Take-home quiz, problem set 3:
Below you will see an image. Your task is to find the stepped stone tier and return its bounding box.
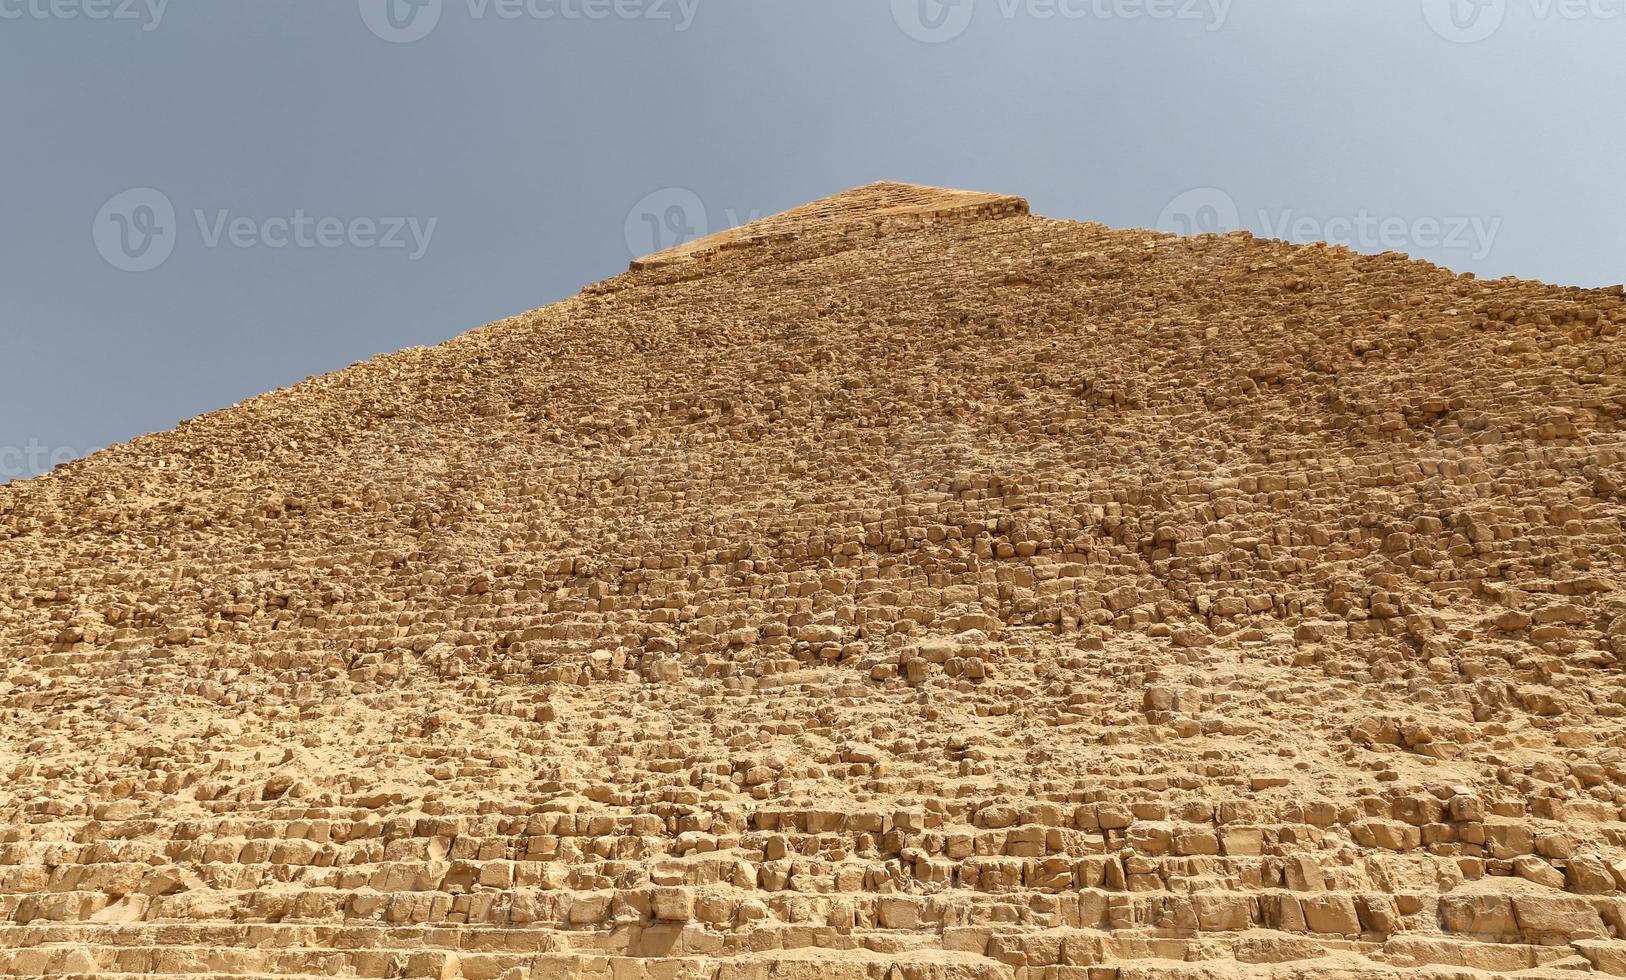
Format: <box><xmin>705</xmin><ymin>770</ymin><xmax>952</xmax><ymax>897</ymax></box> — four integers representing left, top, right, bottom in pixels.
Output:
<box><xmin>4</xmin><ymin>181</ymin><xmax>1626</xmax><ymax>979</ymax></box>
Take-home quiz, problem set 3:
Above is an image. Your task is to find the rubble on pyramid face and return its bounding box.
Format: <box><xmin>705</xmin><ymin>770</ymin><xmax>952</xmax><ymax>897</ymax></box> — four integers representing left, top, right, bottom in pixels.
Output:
<box><xmin>2</xmin><ymin>184</ymin><xmax>1626</xmax><ymax>977</ymax></box>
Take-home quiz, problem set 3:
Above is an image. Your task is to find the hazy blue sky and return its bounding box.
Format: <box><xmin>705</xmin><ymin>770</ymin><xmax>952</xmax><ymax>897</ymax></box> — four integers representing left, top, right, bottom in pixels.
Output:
<box><xmin>3</xmin><ymin>1</ymin><xmax>1623</xmax><ymax>481</ymax></box>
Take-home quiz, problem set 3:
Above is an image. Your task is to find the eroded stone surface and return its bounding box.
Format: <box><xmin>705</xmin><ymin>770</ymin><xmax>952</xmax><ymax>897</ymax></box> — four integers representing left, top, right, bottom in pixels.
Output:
<box><xmin>2</xmin><ymin>183</ymin><xmax>1626</xmax><ymax>978</ymax></box>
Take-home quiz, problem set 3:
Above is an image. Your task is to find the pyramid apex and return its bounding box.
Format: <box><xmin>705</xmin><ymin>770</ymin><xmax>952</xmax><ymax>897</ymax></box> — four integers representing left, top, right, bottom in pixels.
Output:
<box><xmin>631</xmin><ymin>181</ymin><xmax>1028</xmax><ymax>269</ymax></box>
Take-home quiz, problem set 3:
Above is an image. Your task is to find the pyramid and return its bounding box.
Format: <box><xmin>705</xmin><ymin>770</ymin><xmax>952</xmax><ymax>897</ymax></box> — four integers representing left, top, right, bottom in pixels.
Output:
<box><xmin>3</xmin><ymin>182</ymin><xmax>1626</xmax><ymax>978</ymax></box>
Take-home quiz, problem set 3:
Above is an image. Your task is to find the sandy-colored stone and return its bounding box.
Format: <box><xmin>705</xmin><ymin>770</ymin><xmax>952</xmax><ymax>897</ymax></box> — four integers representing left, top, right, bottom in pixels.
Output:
<box><xmin>2</xmin><ymin>181</ymin><xmax>1626</xmax><ymax>977</ymax></box>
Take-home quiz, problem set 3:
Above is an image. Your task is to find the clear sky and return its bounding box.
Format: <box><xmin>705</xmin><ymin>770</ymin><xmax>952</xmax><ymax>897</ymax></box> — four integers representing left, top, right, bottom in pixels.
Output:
<box><xmin>2</xmin><ymin>0</ymin><xmax>1623</xmax><ymax>481</ymax></box>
